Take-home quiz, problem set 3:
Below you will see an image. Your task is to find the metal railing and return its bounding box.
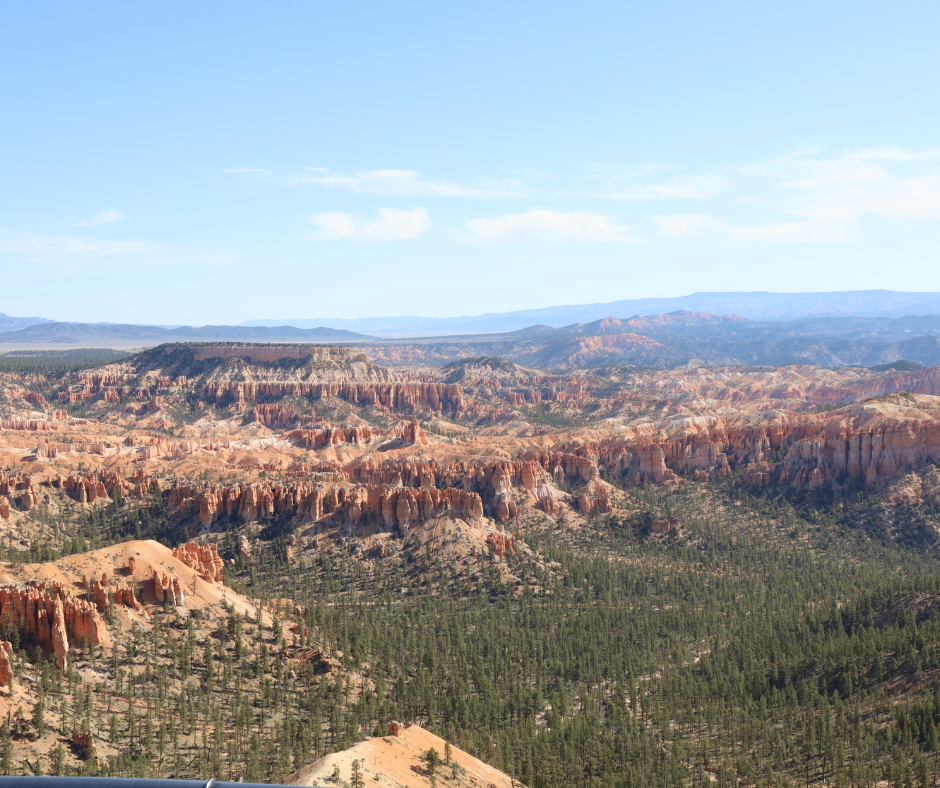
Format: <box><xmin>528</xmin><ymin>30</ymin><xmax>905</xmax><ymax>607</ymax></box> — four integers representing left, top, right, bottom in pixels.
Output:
<box><xmin>0</xmin><ymin>780</ymin><xmax>309</xmax><ymax>787</ymax></box>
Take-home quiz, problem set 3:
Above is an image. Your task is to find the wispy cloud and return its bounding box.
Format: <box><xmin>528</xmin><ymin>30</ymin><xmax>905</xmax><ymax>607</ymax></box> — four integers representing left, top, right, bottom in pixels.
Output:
<box><xmin>847</xmin><ymin>146</ymin><xmax>940</xmax><ymax>162</ymax></box>
<box><xmin>605</xmin><ymin>174</ymin><xmax>726</xmax><ymax>201</ymax></box>
<box><xmin>222</xmin><ymin>167</ymin><xmax>276</xmax><ymax>183</ymax></box>
<box><xmin>309</xmin><ymin>207</ymin><xmax>431</xmax><ymax>242</ymax></box>
<box><xmin>173</xmin><ymin>252</ymin><xmax>240</xmax><ymax>266</ymax></box>
<box><xmin>226</xmin><ymin>148</ymin><xmax>940</xmax><ymax>246</ymax></box>
<box><xmin>466</xmin><ymin>210</ymin><xmax>633</xmax><ymax>243</ymax></box>
<box><xmin>0</xmin><ymin>233</ymin><xmax>159</xmax><ymax>259</ymax></box>
<box><xmin>657</xmin><ymin>146</ymin><xmax>940</xmax><ymax>242</ymax></box>
<box><xmin>0</xmin><ymin>232</ymin><xmax>236</xmax><ymax>267</ymax></box>
<box><xmin>654</xmin><ymin>213</ymin><xmax>846</xmax><ymax>243</ymax></box>
<box><xmin>74</xmin><ymin>208</ymin><xmax>123</xmax><ymax>227</ymax></box>
<box><xmin>291</xmin><ymin>168</ymin><xmax>522</xmax><ymax>199</ymax></box>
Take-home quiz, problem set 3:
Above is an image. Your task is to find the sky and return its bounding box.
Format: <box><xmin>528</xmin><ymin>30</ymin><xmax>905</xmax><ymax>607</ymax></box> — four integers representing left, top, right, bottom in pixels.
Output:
<box><xmin>1</xmin><ymin>1</ymin><xmax>940</xmax><ymax>325</ymax></box>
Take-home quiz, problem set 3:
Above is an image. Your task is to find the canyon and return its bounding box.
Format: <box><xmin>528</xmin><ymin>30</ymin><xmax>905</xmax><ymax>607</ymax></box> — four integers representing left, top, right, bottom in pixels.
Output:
<box><xmin>1</xmin><ymin>338</ymin><xmax>940</xmax><ymax>783</ymax></box>
<box><xmin>2</xmin><ymin>344</ymin><xmax>940</xmax><ymax>539</ymax></box>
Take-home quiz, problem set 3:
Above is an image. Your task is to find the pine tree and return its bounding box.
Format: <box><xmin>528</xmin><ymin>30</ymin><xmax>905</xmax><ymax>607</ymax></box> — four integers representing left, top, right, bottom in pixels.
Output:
<box><xmin>350</xmin><ymin>758</ymin><xmax>364</xmax><ymax>788</ymax></box>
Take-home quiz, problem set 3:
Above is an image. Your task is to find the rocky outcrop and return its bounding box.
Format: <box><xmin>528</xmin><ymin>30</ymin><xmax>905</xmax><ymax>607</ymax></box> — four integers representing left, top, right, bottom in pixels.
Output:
<box><xmin>0</xmin><ymin>474</ymin><xmax>40</xmax><ymax>512</ymax></box>
<box><xmin>345</xmin><ymin>485</ymin><xmax>484</xmax><ymax>531</ymax></box>
<box><xmin>172</xmin><ymin>543</ymin><xmax>224</xmax><ymax>581</ymax></box>
<box><xmin>62</xmin><ymin>473</ymin><xmax>110</xmax><ymax>503</ymax></box>
<box><xmin>1</xmin><ymin>386</ymin><xmax>48</xmax><ymax>408</ymax></box>
<box><xmin>292</xmin><ymin>646</ymin><xmax>335</xmax><ymax>674</ymax></box>
<box><xmin>199</xmin><ymin>381</ymin><xmax>464</xmax><ymax>416</ymax></box>
<box><xmin>0</xmin><ymin>583</ymin><xmax>111</xmax><ymax>668</ymax></box>
<box><xmin>58</xmin><ymin>368</ymin><xmax>137</xmax><ymax>403</ymax></box>
<box><xmin>287</xmin><ymin>425</ymin><xmax>379</xmax><ymax>449</ymax></box>
<box><xmin>253</xmin><ymin>404</ymin><xmax>304</xmax><ymax>428</ymax></box>
<box><xmin>388</xmin><ymin>418</ymin><xmax>428</xmax><ymax>446</ymax></box>
<box><xmin>649</xmin><ymin>516</ymin><xmax>680</xmax><ymax>534</ymax></box>
<box><xmin>71</xmin><ymin>730</ymin><xmax>99</xmax><ymax>765</ymax></box>
<box><xmin>44</xmin><ymin>469</ymin><xmax>158</xmax><ymax>505</ymax></box>
<box><xmin>90</xmin><ymin>577</ymin><xmax>138</xmax><ymax>612</ymax></box>
<box><xmin>0</xmin><ymin>641</ymin><xmax>12</xmax><ymax>689</ymax></box>
<box><xmin>0</xmin><ymin>496</ymin><xmax>9</xmax><ymax>520</ymax></box>
<box><xmin>0</xmin><ymin>416</ymin><xmax>57</xmax><ymax>432</ymax></box>
<box><xmin>153</xmin><ymin>569</ymin><xmax>186</xmax><ymax>606</ymax></box>
<box><xmin>491</xmin><ymin>464</ymin><xmax>519</xmax><ymax>523</ymax></box>
<box><xmin>577</xmin><ymin>479</ymin><xmax>613</xmax><ymax>515</ymax></box>
<box><xmin>286</xmin><ymin>417</ymin><xmax>424</xmax><ymax>450</ymax></box>
<box><xmin>596</xmin><ymin>410</ymin><xmax>940</xmax><ymax>490</ymax></box>
<box><xmin>486</xmin><ymin>531</ymin><xmax>516</xmax><ymax>557</ymax></box>
<box><xmin>349</xmin><ymin>452</ymin><xmax>610</xmax><ymax>521</ymax></box>
<box><xmin>851</xmin><ymin>367</ymin><xmax>940</xmax><ymax>399</ymax></box>
<box><xmin>168</xmin><ymin>478</ymin><xmax>484</xmax><ymax>530</ymax></box>
<box><xmin>52</xmin><ymin>597</ymin><xmax>69</xmax><ymax>669</ymax></box>
<box><xmin>535</xmin><ymin>482</ymin><xmax>564</xmax><ymax>516</ymax></box>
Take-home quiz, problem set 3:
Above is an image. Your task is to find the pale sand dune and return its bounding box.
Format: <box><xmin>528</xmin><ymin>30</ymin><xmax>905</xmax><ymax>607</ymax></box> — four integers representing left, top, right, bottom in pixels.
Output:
<box><xmin>291</xmin><ymin>723</ymin><xmax>519</xmax><ymax>788</ymax></box>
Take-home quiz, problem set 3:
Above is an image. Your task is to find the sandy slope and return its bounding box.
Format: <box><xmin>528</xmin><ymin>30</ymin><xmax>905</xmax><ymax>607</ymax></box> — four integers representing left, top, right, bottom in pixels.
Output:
<box><xmin>0</xmin><ymin>538</ymin><xmax>266</xmax><ymax>628</ymax></box>
<box><xmin>290</xmin><ymin>723</ymin><xmax>518</xmax><ymax>788</ymax></box>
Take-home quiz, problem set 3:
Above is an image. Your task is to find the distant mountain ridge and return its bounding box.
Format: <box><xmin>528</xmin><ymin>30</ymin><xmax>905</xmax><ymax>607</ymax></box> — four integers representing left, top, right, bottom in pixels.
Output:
<box><xmin>356</xmin><ymin>311</ymin><xmax>940</xmax><ymax>369</ymax></box>
<box><xmin>5</xmin><ymin>309</ymin><xmax>940</xmax><ymax>368</ymax></box>
<box><xmin>241</xmin><ymin>290</ymin><xmax>940</xmax><ymax>335</ymax></box>
<box><xmin>7</xmin><ymin>291</ymin><xmax>940</xmax><ymax>341</ymax></box>
<box><xmin>0</xmin><ymin>312</ymin><xmax>54</xmax><ymax>332</ymax></box>
<box><xmin>0</xmin><ymin>322</ymin><xmax>369</xmax><ymax>345</ymax></box>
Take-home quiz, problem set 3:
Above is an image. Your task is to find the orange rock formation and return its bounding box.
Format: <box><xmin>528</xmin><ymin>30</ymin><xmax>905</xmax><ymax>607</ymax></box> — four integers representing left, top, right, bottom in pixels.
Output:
<box><xmin>0</xmin><ymin>584</ymin><xmax>110</xmax><ymax>670</ymax></box>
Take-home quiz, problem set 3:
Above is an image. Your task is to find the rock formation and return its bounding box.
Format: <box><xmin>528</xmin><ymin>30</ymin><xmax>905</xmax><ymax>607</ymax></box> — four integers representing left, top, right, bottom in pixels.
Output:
<box><xmin>52</xmin><ymin>597</ymin><xmax>69</xmax><ymax>669</ymax></box>
<box><xmin>0</xmin><ymin>641</ymin><xmax>12</xmax><ymax>690</ymax></box>
<box><xmin>153</xmin><ymin>569</ymin><xmax>186</xmax><ymax>606</ymax></box>
<box><xmin>172</xmin><ymin>543</ymin><xmax>224</xmax><ymax>581</ymax></box>
<box><xmin>292</xmin><ymin>646</ymin><xmax>335</xmax><ymax>674</ymax></box>
<box><xmin>5</xmin><ymin>345</ymin><xmax>940</xmax><ymax>559</ymax></box>
<box><xmin>199</xmin><ymin>381</ymin><xmax>464</xmax><ymax>416</ymax></box>
<box><xmin>288</xmin><ymin>425</ymin><xmax>379</xmax><ymax>449</ymax></box>
<box><xmin>168</xmin><ymin>479</ymin><xmax>484</xmax><ymax>530</ymax></box>
<box><xmin>71</xmin><ymin>730</ymin><xmax>99</xmax><ymax>765</ymax></box>
<box><xmin>486</xmin><ymin>531</ymin><xmax>516</xmax><ymax>557</ymax></box>
<box><xmin>0</xmin><ymin>583</ymin><xmax>111</xmax><ymax>668</ymax></box>
<box><xmin>90</xmin><ymin>576</ymin><xmax>138</xmax><ymax>612</ymax></box>
<box><xmin>649</xmin><ymin>516</ymin><xmax>680</xmax><ymax>534</ymax></box>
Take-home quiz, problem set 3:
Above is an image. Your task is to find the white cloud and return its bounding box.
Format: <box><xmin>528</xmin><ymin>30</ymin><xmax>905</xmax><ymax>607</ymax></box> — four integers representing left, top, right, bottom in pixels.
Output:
<box><xmin>174</xmin><ymin>252</ymin><xmax>239</xmax><ymax>266</ymax></box>
<box><xmin>293</xmin><ymin>169</ymin><xmax>521</xmax><ymax>199</ymax></box>
<box><xmin>234</xmin><ymin>147</ymin><xmax>940</xmax><ymax>246</ymax></box>
<box><xmin>655</xmin><ymin>213</ymin><xmax>722</xmax><ymax>239</ymax></box>
<box><xmin>0</xmin><ymin>233</ymin><xmax>158</xmax><ymax>258</ymax></box>
<box><xmin>465</xmin><ymin>210</ymin><xmax>633</xmax><ymax>243</ymax></box>
<box><xmin>309</xmin><ymin>207</ymin><xmax>431</xmax><ymax>242</ymax></box>
<box><xmin>606</xmin><ymin>174</ymin><xmax>727</xmax><ymax>200</ymax></box>
<box><xmin>311</xmin><ymin>212</ymin><xmax>358</xmax><ymax>239</ymax></box>
<box><xmin>74</xmin><ymin>209</ymin><xmax>123</xmax><ymax>226</ymax></box>
<box><xmin>847</xmin><ymin>146</ymin><xmax>940</xmax><ymax>162</ymax></box>
<box><xmin>0</xmin><ymin>232</ymin><xmax>236</xmax><ymax>267</ymax></box>
<box><xmin>658</xmin><ymin>147</ymin><xmax>940</xmax><ymax>242</ymax></box>
<box><xmin>654</xmin><ymin>213</ymin><xmax>846</xmax><ymax>243</ymax></box>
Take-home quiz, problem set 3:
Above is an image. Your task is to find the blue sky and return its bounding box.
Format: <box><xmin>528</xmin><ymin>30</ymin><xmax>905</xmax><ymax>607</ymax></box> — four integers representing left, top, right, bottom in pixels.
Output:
<box><xmin>2</xmin><ymin>1</ymin><xmax>939</xmax><ymax>325</ymax></box>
